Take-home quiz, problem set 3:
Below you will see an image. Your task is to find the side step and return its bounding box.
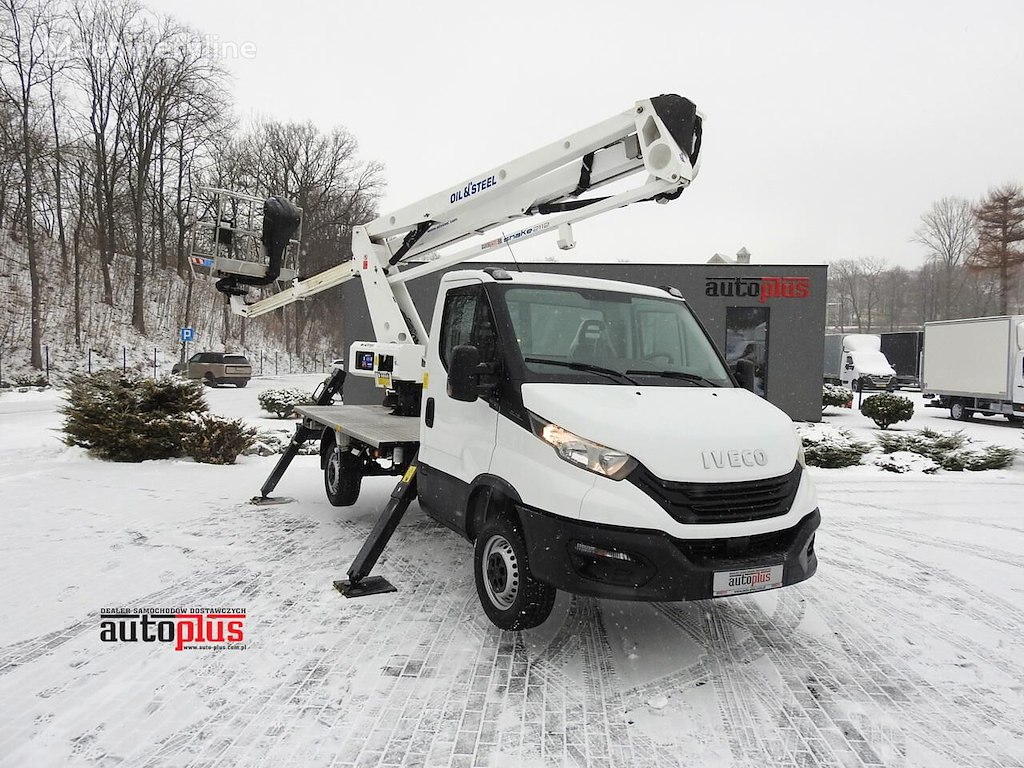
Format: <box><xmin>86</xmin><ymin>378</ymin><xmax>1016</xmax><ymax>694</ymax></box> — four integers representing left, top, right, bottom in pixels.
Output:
<box><xmin>335</xmin><ymin>458</ymin><xmax>418</xmax><ymax>598</ymax></box>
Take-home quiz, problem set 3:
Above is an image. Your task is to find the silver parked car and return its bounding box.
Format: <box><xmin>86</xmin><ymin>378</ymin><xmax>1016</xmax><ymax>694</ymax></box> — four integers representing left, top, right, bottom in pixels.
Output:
<box><xmin>172</xmin><ymin>352</ymin><xmax>252</xmax><ymax>387</ymax></box>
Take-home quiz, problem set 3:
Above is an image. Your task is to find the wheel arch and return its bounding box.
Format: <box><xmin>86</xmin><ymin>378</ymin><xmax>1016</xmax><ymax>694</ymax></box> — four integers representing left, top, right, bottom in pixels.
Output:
<box><xmin>319</xmin><ymin>427</ymin><xmax>336</xmax><ymax>469</ymax></box>
<box><xmin>465</xmin><ymin>475</ymin><xmax>523</xmax><ymax>543</ymax></box>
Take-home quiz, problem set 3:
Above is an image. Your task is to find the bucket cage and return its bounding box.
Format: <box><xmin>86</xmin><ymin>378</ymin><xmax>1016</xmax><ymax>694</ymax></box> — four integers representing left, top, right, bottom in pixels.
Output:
<box><xmin>189</xmin><ymin>186</ymin><xmax>303</xmax><ymax>297</ymax></box>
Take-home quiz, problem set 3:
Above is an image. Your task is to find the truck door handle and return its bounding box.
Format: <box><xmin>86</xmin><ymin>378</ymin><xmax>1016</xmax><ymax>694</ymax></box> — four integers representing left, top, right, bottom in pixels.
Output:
<box><xmin>425</xmin><ymin>397</ymin><xmax>435</xmax><ymax>427</ymax></box>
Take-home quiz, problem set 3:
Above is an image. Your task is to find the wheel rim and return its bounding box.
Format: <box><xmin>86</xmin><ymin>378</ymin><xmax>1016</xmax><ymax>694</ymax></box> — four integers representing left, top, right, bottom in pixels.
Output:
<box><xmin>326</xmin><ymin>451</ymin><xmax>340</xmax><ymax>492</ymax></box>
<box><xmin>952</xmin><ymin>403</ymin><xmax>963</xmax><ymax>419</ymax></box>
<box><xmin>482</xmin><ymin>534</ymin><xmax>519</xmax><ymax>610</ymax></box>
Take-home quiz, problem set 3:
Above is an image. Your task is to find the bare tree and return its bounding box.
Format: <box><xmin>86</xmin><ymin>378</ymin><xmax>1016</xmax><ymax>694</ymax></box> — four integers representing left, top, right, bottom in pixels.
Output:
<box><xmin>221</xmin><ymin>119</ymin><xmax>384</xmax><ymax>354</ymax></box>
<box><xmin>913</xmin><ymin>196</ymin><xmax>975</xmax><ymax>319</ymax></box>
<box><xmin>0</xmin><ymin>0</ymin><xmax>59</xmax><ymax>369</ymax></box>
<box><xmin>970</xmin><ymin>184</ymin><xmax>1024</xmax><ymax>315</ymax></box>
<box><xmin>71</xmin><ymin>0</ymin><xmax>137</xmax><ymax>305</ymax></box>
<box><xmin>118</xmin><ymin>11</ymin><xmax>225</xmax><ymax>333</ymax></box>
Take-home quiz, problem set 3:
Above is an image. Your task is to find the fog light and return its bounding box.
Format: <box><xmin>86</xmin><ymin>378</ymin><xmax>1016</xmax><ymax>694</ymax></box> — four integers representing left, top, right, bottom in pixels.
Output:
<box><xmin>573</xmin><ymin>541</ymin><xmax>634</xmax><ymax>562</ymax></box>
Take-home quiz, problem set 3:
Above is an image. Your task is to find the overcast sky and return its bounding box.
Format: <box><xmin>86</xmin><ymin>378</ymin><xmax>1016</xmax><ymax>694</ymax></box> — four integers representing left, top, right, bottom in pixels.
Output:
<box><xmin>150</xmin><ymin>0</ymin><xmax>1024</xmax><ymax>267</ymax></box>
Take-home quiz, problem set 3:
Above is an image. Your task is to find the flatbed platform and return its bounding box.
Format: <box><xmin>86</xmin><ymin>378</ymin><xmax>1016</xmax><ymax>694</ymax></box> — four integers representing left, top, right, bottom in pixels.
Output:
<box><xmin>294</xmin><ymin>404</ymin><xmax>421</xmax><ymax>449</ymax></box>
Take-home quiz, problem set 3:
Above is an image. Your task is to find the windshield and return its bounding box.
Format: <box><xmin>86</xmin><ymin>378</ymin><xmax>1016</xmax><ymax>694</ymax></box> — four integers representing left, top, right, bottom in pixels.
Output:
<box><xmin>501</xmin><ymin>285</ymin><xmax>732</xmax><ymax>387</ymax></box>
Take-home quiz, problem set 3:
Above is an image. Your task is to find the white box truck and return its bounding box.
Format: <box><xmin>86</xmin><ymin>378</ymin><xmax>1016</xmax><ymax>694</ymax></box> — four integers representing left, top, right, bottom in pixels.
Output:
<box><xmin>922</xmin><ymin>316</ymin><xmax>1024</xmax><ymax>422</ymax></box>
<box><xmin>823</xmin><ymin>333</ymin><xmax>897</xmax><ymax>391</ymax></box>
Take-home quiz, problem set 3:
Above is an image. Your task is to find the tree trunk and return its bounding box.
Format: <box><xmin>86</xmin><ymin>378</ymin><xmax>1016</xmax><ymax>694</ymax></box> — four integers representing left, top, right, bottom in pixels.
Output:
<box><xmin>23</xmin><ymin>113</ymin><xmax>42</xmax><ymax>369</ymax></box>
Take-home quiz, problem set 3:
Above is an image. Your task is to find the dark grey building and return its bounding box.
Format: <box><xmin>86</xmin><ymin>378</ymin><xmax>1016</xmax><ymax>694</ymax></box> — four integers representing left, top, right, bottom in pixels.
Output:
<box><xmin>336</xmin><ymin>262</ymin><xmax>827</xmax><ymax>422</ymax></box>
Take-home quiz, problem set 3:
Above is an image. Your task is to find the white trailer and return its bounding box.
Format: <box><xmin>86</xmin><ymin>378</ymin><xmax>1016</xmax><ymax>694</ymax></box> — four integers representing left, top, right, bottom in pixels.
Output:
<box><xmin>922</xmin><ymin>316</ymin><xmax>1024</xmax><ymax>422</ymax></box>
<box><xmin>195</xmin><ymin>94</ymin><xmax>820</xmax><ymax>631</ymax></box>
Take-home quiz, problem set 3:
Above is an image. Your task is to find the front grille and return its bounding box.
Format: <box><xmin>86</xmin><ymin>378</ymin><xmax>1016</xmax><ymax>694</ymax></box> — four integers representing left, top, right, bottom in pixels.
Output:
<box><xmin>629</xmin><ymin>463</ymin><xmax>802</xmax><ymax>524</ymax></box>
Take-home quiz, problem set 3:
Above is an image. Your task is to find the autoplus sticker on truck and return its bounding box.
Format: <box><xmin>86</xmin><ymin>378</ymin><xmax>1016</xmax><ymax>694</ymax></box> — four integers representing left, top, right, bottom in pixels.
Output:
<box><xmin>712</xmin><ymin>564</ymin><xmax>784</xmax><ymax>596</ymax></box>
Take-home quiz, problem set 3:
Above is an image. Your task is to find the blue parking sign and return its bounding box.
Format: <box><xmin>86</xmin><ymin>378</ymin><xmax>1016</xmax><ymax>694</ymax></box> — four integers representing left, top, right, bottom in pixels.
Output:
<box><xmin>179</xmin><ymin>327</ymin><xmax>196</xmax><ymax>343</ymax></box>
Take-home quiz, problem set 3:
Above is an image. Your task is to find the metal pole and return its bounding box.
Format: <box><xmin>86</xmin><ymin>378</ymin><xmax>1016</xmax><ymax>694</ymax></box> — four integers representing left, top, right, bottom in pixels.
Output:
<box><xmin>153</xmin><ymin>348</ymin><xmax>157</xmax><ymax>378</ymax></box>
<box><xmin>88</xmin><ymin>349</ymin><xmax>92</xmax><ymax>373</ymax></box>
<box><xmin>275</xmin><ymin>351</ymin><xmax>278</xmax><ymax>376</ymax></box>
<box><xmin>123</xmin><ymin>346</ymin><xmax>127</xmax><ymax>371</ymax></box>
<box><xmin>45</xmin><ymin>346</ymin><xmax>49</xmax><ymax>383</ymax></box>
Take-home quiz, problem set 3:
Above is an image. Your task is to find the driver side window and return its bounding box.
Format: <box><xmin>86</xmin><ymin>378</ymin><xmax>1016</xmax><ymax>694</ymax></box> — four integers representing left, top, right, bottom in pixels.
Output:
<box><xmin>438</xmin><ymin>286</ymin><xmax>498</xmax><ymax>370</ymax></box>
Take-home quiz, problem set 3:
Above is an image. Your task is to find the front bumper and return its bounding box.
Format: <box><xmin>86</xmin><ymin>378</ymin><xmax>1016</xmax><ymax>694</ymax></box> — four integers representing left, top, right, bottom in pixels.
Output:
<box><xmin>518</xmin><ymin>504</ymin><xmax>819</xmax><ymax>602</ymax></box>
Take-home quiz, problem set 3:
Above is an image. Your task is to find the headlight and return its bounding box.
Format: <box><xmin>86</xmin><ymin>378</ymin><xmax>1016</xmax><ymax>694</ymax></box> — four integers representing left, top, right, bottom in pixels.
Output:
<box><xmin>529</xmin><ymin>414</ymin><xmax>637</xmax><ymax>480</ymax></box>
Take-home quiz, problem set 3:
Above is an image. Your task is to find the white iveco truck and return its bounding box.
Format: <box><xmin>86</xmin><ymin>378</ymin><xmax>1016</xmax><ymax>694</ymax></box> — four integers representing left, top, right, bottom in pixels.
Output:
<box><xmin>192</xmin><ymin>94</ymin><xmax>820</xmax><ymax>630</ymax></box>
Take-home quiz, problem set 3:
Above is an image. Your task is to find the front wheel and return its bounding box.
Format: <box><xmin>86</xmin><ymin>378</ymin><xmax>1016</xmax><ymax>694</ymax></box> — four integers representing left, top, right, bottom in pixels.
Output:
<box><xmin>474</xmin><ymin>516</ymin><xmax>556</xmax><ymax>631</ymax></box>
<box><xmin>324</xmin><ymin>446</ymin><xmax>362</xmax><ymax>506</ymax></box>
<box><xmin>950</xmin><ymin>401</ymin><xmax>972</xmax><ymax>421</ymax></box>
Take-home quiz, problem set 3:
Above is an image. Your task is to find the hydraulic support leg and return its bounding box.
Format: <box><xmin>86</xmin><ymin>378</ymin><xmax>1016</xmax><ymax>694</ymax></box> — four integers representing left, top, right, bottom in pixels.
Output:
<box><xmin>251</xmin><ymin>367</ymin><xmax>348</xmax><ymax>503</ymax></box>
<box><xmin>334</xmin><ymin>458</ymin><xmax>418</xmax><ymax>597</ymax></box>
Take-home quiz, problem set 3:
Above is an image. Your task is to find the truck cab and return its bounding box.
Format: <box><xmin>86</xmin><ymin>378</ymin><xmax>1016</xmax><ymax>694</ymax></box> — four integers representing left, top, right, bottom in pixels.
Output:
<box><xmin>829</xmin><ymin>334</ymin><xmax>896</xmax><ymax>391</ymax></box>
<box><xmin>416</xmin><ymin>269</ymin><xmax>819</xmax><ymax>628</ymax></box>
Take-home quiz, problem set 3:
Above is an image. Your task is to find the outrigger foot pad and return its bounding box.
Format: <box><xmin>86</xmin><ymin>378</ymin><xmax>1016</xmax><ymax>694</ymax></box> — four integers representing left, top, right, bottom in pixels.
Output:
<box><xmin>334</xmin><ymin>577</ymin><xmax>397</xmax><ymax>598</ymax></box>
<box><xmin>249</xmin><ymin>496</ymin><xmax>296</xmax><ymax>505</ymax></box>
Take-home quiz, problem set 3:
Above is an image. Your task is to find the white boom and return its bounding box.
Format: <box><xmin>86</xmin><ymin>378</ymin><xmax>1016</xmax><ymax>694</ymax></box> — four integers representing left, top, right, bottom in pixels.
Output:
<box><xmin>208</xmin><ymin>94</ymin><xmax>703</xmax><ymax>347</ymax></box>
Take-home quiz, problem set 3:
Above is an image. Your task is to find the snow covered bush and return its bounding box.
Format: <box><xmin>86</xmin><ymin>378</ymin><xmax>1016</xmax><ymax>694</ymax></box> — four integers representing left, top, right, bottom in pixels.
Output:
<box><xmin>62</xmin><ymin>371</ymin><xmax>207</xmax><ymax>461</ymax></box>
<box><xmin>797</xmin><ymin>424</ymin><xmax>872</xmax><ymax>468</ymax></box>
<box><xmin>258</xmin><ymin>388</ymin><xmax>314</xmax><ymax>418</ymax></box>
<box><xmin>242</xmin><ymin>427</ymin><xmax>319</xmax><ymax>457</ymax></box>
<box><xmin>860</xmin><ymin>392</ymin><xmax>914</xmax><ymax>429</ymax></box>
<box><xmin>875</xmin><ymin>428</ymin><xmax>1017</xmax><ymax>471</ymax></box>
<box><xmin>874</xmin><ymin>451</ymin><xmax>939</xmax><ymax>474</ymax></box>
<box><xmin>822</xmin><ymin>383</ymin><xmax>853</xmax><ymax>410</ymax></box>
<box><xmin>13</xmin><ymin>373</ymin><xmax>48</xmax><ymax>389</ymax></box>
<box><xmin>183</xmin><ymin>414</ymin><xmax>257</xmax><ymax>465</ymax></box>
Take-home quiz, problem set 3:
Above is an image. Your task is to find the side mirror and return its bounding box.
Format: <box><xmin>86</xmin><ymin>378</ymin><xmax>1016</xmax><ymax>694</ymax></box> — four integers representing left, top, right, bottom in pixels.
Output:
<box><xmin>448</xmin><ymin>345</ymin><xmax>481</xmax><ymax>402</ymax></box>
<box><xmin>734</xmin><ymin>359</ymin><xmax>756</xmax><ymax>392</ymax></box>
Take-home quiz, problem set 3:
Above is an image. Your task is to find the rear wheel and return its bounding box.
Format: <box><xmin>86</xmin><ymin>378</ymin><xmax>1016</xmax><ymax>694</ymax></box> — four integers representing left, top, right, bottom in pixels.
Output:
<box><xmin>1007</xmin><ymin>414</ymin><xmax>1023</xmax><ymax>424</ymax></box>
<box><xmin>324</xmin><ymin>446</ymin><xmax>362</xmax><ymax>506</ymax></box>
<box><xmin>950</xmin><ymin>401</ymin><xmax>972</xmax><ymax>421</ymax></box>
<box><xmin>203</xmin><ymin>373</ymin><xmax>217</xmax><ymax>388</ymax></box>
<box><xmin>474</xmin><ymin>515</ymin><xmax>555</xmax><ymax>631</ymax></box>
<box><xmin>235</xmin><ymin>380</ymin><xmax>248</xmax><ymax>388</ymax></box>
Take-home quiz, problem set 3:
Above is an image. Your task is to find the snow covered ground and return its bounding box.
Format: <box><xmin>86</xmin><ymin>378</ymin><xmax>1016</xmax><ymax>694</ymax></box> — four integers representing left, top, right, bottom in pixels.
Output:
<box><xmin>1</xmin><ymin>377</ymin><xmax>1022</xmax><ymax>768</ymax></box>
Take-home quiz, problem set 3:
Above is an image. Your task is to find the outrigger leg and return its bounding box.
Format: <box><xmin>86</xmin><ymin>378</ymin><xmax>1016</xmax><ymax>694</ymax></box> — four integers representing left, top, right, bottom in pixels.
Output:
<box><xmin>335</xmin><ymin>457</ymin><xmax>418</xmax><ymax>598</ymax></box>
<box><xmin>250</xmin><ymin>366</ymin><xmax>347</xmax><ymax>504</ymax></box>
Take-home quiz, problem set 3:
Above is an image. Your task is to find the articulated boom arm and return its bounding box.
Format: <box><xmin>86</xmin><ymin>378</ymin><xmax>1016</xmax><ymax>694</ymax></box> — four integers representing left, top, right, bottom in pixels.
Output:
<box><xmin>219</xmin><ymin>94</ymin><xmax>703</xmax><ymax>346</ymax></box>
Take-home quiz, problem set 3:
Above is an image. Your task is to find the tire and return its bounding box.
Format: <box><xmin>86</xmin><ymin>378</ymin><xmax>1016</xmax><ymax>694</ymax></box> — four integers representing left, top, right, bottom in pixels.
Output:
<box><xmin>1007</xmin><ymin>414</ymin><xmax>1024</xmax><ymax>424</ymax></box>
<box><xmin>203</xmin><ymin>373</ymin><xmax>217</xmax><ymax>388</ymax></box>
<box><xmin>235</xmin><ymin>380</ymin><xmax>248</xmax><ymax>388</ymax></box>
<box><xmin>474</xmin><ymin>515</ymin><xmax>556</xmax><ymax>631</ymax></box>
<box><xmin>950</xmin><ymin>401</ymin><xmax>972</xmax><ymax>421</ymax></box>
<box><xmin>850</xmin><ymin>379</ymin><xmax>860</xmax><ymax>392</ymax></box>
<box><xmin>324</xmin><ymin>446</ymin><xmax>362</xmax><ymax>507</ymax></box>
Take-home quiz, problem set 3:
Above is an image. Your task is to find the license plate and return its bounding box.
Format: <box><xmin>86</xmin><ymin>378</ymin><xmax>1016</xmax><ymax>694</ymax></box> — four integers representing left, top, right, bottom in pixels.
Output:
<box><xmin>713</xmin><ymin>564</ymin><xmax>784</xmax><ymax>597</ymax></box>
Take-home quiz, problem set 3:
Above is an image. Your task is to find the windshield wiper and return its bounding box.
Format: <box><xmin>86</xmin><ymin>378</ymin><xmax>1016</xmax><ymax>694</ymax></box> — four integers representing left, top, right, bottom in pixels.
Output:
<box><xmin>624</xmin><ymin>369</ymin><xmax>719</xmax><ymax>387</ymax></box>
<box><xmin>524</xmin><ymin>357</ymin><xmax>638</xmax><ymax>384</ymax></box>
